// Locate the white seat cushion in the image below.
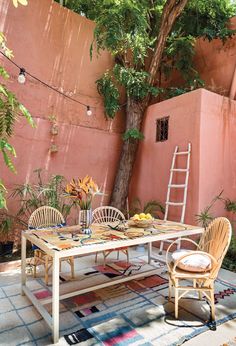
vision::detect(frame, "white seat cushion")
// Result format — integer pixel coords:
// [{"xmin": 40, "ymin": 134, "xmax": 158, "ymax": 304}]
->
[{"xmin": 171, "ymin": 249, "xmax": 212, "ymax": 272}]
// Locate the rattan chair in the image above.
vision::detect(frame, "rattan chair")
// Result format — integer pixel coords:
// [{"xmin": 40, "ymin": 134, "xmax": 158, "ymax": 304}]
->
[
  {"xmin": 28, "ymin": 206, "xmax": 75, "ymax": 285},
  {"xmin": 166, "ymin": 217, "xmax": 232, "ymax": 321},
  {"xmin": 92, "ymin": 206, "xmax": 129, "ymax": 265}
]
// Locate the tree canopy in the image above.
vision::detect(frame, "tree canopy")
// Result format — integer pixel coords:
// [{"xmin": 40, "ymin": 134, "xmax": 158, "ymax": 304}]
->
[
  {"xmin": 55, "ymin": 0, "xmax": 236, "ymax": 210},
  {"xmin": 56, "ymin": 0, "xmax": 235, "ymax": 116}
]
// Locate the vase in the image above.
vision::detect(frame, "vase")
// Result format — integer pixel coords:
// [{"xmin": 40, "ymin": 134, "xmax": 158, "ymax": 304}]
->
[{"xmin": 79, "ymin": 209, "xmax": 93, "ymax": 234}]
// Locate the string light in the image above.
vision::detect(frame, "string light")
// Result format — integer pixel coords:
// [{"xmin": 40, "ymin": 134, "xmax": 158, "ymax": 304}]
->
[
  {"xmin": 0, "ymin": 51, "xmax": 94, "ymax": 115},
  {"xmin": 17, "ymin": 67, "xmax": 26, "ymax": 84},
  {"xmin": 86, "ymin": 106, "xmax": 92, "ymax": 116}
]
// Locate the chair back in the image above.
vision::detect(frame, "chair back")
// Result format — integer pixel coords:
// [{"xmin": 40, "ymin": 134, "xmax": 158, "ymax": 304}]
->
[
  {"xmin": 28, "ymin": 206, "xmax": 65, "ymax": 229},
  {"xmin": 199, "ymin": 217, "xmax": 232, "ymax": 278},
  {"xmin": 92, "ymin": 206, "xmax": 125, "ymax": 224}
]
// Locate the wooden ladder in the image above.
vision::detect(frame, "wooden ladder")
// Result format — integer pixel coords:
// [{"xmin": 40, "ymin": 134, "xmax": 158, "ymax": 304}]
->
[{"xmin": 159, "ymin": 142, "xmax": 191, "ymax": 254}]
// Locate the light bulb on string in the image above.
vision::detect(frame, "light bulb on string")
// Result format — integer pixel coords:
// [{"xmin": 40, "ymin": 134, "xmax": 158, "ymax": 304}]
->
[
  {"xmin": 18, "ymin": 68, "xmax": 26, "ymax": 84},
  {"xmin": 86, "ymin": 106, "xmax": 92, "ymax": 116}
]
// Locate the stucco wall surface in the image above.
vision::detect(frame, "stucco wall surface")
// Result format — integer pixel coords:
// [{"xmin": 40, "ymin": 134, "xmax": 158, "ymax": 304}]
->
[
  {"xmin": 0, "ymin": 0, "xmax": 124, "ymax": 211},
  {"xmin": 130, "ymin": 89, "xmax": 236, "ymax": 225}
]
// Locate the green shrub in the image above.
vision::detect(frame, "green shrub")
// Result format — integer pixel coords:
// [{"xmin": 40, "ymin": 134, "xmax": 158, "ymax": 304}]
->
[
  {"xmin": 11, "ymin": 169, "xmax": 77, "ymax": 222},
  {"xmin": 223, "ymin": 235, "xmax": 236, "ymax": 272},
  {"xmin": 129, "ymin": 197, "xmax": 165, "ymax": 219}
]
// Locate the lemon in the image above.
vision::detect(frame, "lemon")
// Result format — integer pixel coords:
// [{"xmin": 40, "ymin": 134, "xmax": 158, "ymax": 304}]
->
[
  {"xmin": 146, "ymin": 213, "xmax": 152, "ymax": 219},
  {"xmin": 139, "ymin": 213, "xmax": 146, "ymax": 218},
  {"xmin": 133, "ymin": 214, "xmax": 140, "ymax": 220}
]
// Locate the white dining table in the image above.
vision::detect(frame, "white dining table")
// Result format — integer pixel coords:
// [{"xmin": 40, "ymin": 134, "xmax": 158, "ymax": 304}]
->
[{"xmin": 21, "ymin": 220, "xmax": 204, "ymax": 343}]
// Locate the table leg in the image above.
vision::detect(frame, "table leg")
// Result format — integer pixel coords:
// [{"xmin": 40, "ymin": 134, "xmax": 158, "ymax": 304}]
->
[
  {"xmin": 21, "ymin": 233, "xmax": 26, "ymax": 295},
  {"xmin": 148, "ymin": 243, "xmax": 152, "ymax": 264},
  {"xmin": 52, "ymin": 252, "xmax": 60, "ymax": 344}
]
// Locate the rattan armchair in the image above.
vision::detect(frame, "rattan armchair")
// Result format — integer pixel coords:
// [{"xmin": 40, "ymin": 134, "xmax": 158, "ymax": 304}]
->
[
  {"xmin": 28, "ymin": 206, "xmax": 75, "ymax": 285},
  {"xmin": 92, "ymin": 206, "xmax": 129, "ymax": 265},
  {"xmin": 166, "ymin": 217, "xmax": 232, "ymax": 321}
]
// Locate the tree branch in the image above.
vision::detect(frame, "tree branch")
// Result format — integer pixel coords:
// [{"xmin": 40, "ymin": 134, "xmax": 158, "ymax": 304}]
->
[{"xmin": 144, "ymin": 0, "xmax": 189, "ymax": 107}]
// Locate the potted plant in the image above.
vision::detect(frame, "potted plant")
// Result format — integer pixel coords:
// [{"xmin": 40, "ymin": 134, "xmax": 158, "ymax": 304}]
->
[
  {"xmin": 0, "ymin": 216, "xmax": 14, "ymax": 257},
  {"xmin": 11, "ymin": 169, "xmax": 77, "ymax": 222}
]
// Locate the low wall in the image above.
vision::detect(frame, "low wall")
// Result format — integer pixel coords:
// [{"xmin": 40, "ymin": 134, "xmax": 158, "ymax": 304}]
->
[{"xmin": 130, "ymin": 89, "xmax": 236, "ymax": 226}]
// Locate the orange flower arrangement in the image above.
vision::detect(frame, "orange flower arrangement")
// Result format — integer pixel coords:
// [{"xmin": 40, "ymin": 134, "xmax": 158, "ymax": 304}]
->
[{"xmin": 65, "ymin": 175, "xmax": 99, "ymax": 210}]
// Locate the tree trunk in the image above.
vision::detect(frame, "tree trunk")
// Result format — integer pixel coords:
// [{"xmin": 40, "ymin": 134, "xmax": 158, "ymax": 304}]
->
[
  {"xmin": 110, "ymin": 0, "xmax": 189, "ymax": 211},
  {"xmin": 110, "ymin": 98, "xmax": 144, "ymax": 211},
  {"xmin": 146, "ymin": 0, "xmax": 189, "ymax": 104}
]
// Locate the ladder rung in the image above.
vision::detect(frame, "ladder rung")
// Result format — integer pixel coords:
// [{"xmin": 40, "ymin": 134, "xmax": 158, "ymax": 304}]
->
[
  {"xmin": 175, "ymin": 151, "xmax": 190, "ymax": 155},
  {"xmin": 171, "ymin": 168, "xmax": 189, "ymax": 172},
  {"xmin": 166, "ymin": 202, "xmax": 185, "ymax": 206},
  {"xmin": 168, "ymin": 184, "xmax": 186, "ymax": 188}
]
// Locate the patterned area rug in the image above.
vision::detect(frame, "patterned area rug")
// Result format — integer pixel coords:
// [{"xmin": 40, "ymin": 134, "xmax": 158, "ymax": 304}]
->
[{"xmin": 0, "ymin": 258, "xmax": 236, "ymax": 346}]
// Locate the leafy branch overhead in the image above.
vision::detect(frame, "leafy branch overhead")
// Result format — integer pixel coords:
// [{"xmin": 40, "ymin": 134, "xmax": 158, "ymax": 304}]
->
[
  {"xmin": 55, "ymin": 0, "xmax": 236, "ymax": 105},
  {"xmin": 83, "ymin": 0, "xmax": 236, "ymax": 118},
  {"xmin": 97, "ymin": 65, "xmax": 161, "ymax": 118}
]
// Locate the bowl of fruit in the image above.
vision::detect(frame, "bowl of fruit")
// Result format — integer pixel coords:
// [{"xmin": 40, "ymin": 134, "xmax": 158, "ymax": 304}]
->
[{"xmin": 129, "ymin": 213, "xmax": 154, "ymax": 228}]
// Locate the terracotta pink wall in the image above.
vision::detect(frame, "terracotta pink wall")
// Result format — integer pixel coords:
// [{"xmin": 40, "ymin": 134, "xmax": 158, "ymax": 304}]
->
[
  {"xmin": 194, "ymin": 17, "xmax": 236, "ymax": 98},
  {"xmin": 198, "ymin": 90, "xmax": 236, "ymax": 214},
  {"xmin": 1, "ymin": 118, "xmax": 122, "ymax": 211},
  {"xmin": 0, "ymin": 0, "xmax": 124, "ymax": 212},
  {"xmin": 130, "ymin": 89, "xmax": 236, "ymax": 224},
  {"xmin": 161, "ymin": 18, "xmax": 236, "ymax": 99}
]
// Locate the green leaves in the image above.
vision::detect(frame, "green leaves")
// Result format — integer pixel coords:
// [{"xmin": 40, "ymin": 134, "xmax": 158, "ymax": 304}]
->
[
  {"xmin": 0, "ymin": 83, "xmax": 35, "ymax": 178},
  {"xmin": 195, "ymin": 190, "xmax": 223, "ymax": 228},
  {"xmin": 60, "ymin": 0, "xmax": 236, "ymax": 119},
  {"xmin": 96, "ymin": 72, "xmax": 120, "ymax": 118},
  {"xmin": 0, "ymin": 84, "xmax": 35, "ymax": 138},
  {"xmin": 129, "ymin": 197, "xmax": 165, "ymax": 218},
  {"xmin": 19, "ymin": 104, "xmax": 36, "ymax": 128},
  {"xmin": 0, "ymin": 139, "xmax": 16, "ymax": 173},
  {"xmin": 0, "ymin": 32, "xmax": 13, "ymax": 59},
  {"xmin": 114, "ymin": 65, "xmax": 159, "ymax": 100},
  {"xmin": 97, "ymin": 65, "xmax": 161, "ymax": 118},
  {"xmin": 92, "ymin": 0, "xmax": 151, "ymax": 65},
  {"xmin": 11, "ymin": 169, "xmax": 77, "ymax": 221},
  {"xmin": 0, "ymin": 67, "xmax": 9, "ymax": 80},
  {"xmin": 177, "ymin": 0, "xmax": 236, "ymax": 42},
  {"xmin": 0, "ymin": 180, "xmax": 7, "ymax": 209},
  {"xmin": 0, "ymin": 31, "xmax": 36, "ymax": 209},
  {"xmin": 123, "ymin": 128, "xmax": 144, "ymax": 141}
]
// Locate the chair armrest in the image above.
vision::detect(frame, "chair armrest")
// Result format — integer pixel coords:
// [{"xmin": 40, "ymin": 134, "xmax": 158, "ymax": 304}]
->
[
  {"xmin": 166, "ymin": 238, "xmax": 200, "ymax": 270},
  {"xmin": 172, "ymin": 250, "xmax": 218, "ymax": 273}
]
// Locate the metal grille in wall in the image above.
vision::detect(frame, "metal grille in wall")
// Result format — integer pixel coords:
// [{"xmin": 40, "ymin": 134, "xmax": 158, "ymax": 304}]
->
[{"xmin": 156, "ymin": 116, "xmax": 169, "ymax": 142}]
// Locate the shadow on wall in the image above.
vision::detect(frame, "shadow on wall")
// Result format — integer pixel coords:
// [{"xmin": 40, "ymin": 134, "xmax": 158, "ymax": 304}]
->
[
  {"xmin": 0, "ymin": 0, "xmax": 126, "ymax": 131},
  {"xmin": 0, "ymin": 0, "xmax": 125, "ymax": 211}
]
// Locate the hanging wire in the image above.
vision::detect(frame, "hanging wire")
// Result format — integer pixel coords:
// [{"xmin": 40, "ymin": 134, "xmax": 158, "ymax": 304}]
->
[
  {"xmin": 0, "ymin": 50, "xmax": 127, "ymax": 110},
  {"xmin": 0, "ymin": 50, "xmax": 93, "ymax": 109}
]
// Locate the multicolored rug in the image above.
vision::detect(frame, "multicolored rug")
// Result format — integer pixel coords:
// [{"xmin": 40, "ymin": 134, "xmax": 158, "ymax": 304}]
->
[{"xmin": 0, "ymin": 258, "xmax": 236, "ymax": 346}]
